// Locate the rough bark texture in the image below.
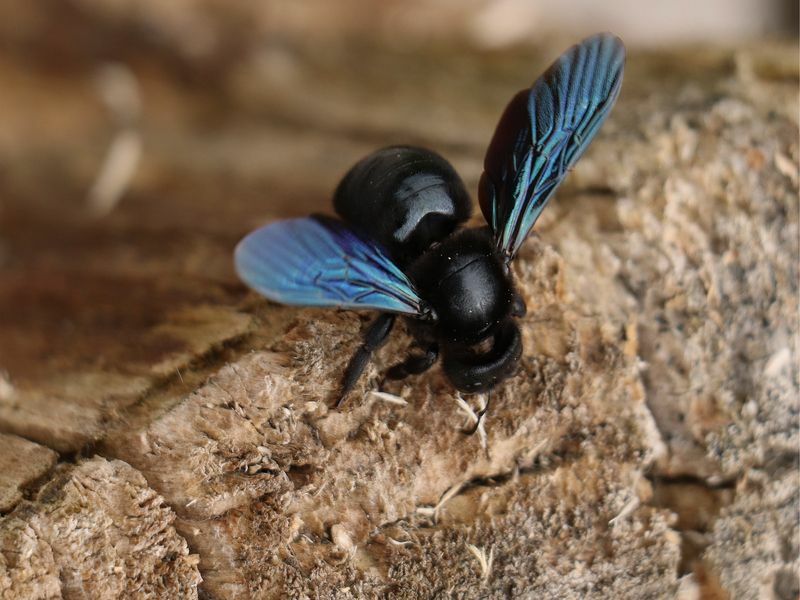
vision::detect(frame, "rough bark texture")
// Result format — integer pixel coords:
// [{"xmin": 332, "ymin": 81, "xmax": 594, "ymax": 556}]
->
[
  {"xmin": 0, "ymin": 456, "xmax": 201, "ymax": 598},
  {"xmin": 0, "ymin": 3, "xmax": 797, "ymax": 598}
]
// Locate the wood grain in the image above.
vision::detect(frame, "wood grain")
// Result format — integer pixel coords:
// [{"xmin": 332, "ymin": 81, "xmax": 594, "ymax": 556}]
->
[{"xmin": 0, "ymin": 4, "xmax": 797, "ymax": 597}]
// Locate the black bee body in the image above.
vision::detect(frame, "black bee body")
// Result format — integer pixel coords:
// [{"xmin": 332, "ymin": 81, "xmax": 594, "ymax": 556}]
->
[
  {"xmin": 407, "ymin": 227, "xmax": 524, "ymax": 393},
  {"xmin": 234, "ymin": 33, "xmax": 626, "ymax": 407},
  {"xmin": 333, "ymin": 146, "xmax": 524, "ymax": 395},
  {"xmin": 333, "ymin": 146, "xmax": 472, "ymax": 267}
]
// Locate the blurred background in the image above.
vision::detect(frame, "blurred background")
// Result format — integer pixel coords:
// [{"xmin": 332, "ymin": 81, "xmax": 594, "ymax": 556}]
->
[{"xmin": 0, "ymin": 0, "xmax": 797, "ymax": 385}]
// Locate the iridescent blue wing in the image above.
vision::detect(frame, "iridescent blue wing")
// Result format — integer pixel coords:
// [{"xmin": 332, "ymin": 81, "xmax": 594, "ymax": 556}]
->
[
  {"xmin": 479, "ymin": 33, "xmax": 625, "ymax": 260},
  {"xmin": 234, "ymin": 216, "xmax": 426, "ymax": 316}
]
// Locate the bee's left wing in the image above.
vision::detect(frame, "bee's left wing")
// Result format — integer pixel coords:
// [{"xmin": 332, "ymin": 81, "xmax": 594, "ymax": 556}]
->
[
  {"xmin": 480, "ymin": 33, "xmax": 625, "ymax": 260},
  {"xmin": 235, "ymin": 216, "xmax": 426, "ymax": 316}
]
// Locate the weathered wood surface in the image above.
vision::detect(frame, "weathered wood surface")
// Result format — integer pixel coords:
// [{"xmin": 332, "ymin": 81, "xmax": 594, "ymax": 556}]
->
[{"xmin": 0, "ymin": 4, "xmax": 797, "ymax": 597}]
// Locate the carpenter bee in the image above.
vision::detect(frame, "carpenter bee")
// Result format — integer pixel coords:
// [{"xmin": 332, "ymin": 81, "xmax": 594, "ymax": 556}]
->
[{"xmin": 235, "ymin": 33, "xmax": 625, "ymax": 406}]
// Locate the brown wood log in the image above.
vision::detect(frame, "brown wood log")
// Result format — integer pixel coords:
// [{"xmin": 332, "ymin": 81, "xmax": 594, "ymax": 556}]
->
[{"xmin": 0, "ymin": 5, "xmax": 796, "ymax": 596}]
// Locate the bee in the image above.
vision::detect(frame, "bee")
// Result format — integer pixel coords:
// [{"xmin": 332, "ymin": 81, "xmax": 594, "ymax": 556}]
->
[{"xmin": 235, "ymin": 33, "xmax": 625, "ymax": 406}]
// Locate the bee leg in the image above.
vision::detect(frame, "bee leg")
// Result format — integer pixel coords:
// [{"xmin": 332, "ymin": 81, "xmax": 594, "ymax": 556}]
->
[
  {"xmin": 384, "ymin": 343, "xmax": 439, "ymax": 381},
  {"xmin": 337, "ymin": 313, "xmax": 396, "ymax": 407}
]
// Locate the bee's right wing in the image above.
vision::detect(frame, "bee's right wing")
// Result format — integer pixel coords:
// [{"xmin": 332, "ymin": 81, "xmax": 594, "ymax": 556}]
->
[
  {"xmin": 480, "ymin": 33, "xmax": 625, "ymax": 260},
  {"xmin": 234, "ymin": 216, "xmax": 427, "ymax": 316}
]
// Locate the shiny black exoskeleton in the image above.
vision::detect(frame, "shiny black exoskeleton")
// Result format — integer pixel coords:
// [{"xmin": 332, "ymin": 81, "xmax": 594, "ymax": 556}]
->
[
  {"xmin": 235, "ymin": 34, "xmax": 626, "ymax": 410},
  {"xmin": 334, "ymin": 146, "xmax": 524, "ymax": 399}
]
